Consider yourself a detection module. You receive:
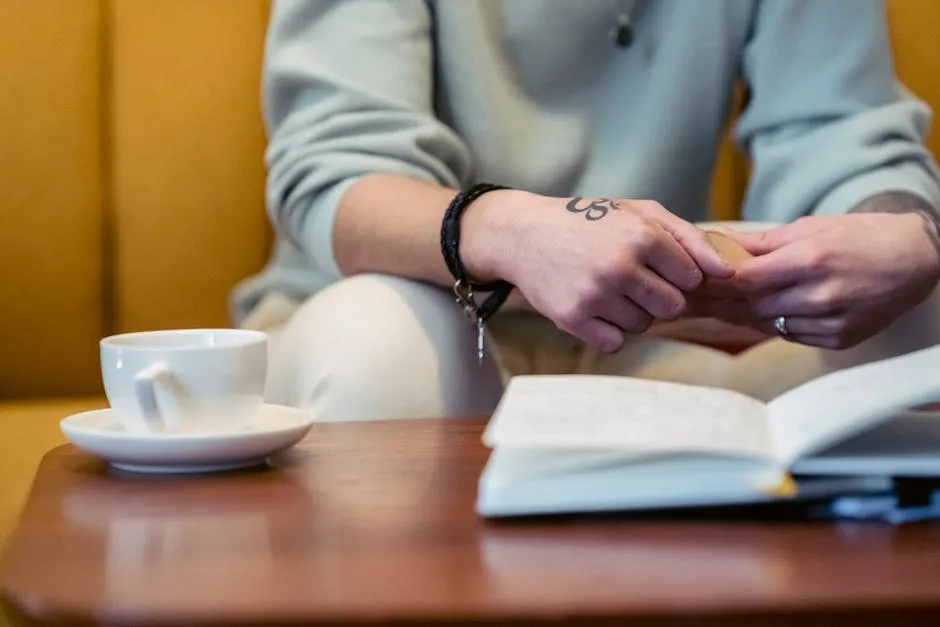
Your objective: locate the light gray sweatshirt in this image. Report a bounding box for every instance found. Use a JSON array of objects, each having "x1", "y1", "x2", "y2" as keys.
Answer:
[{"x1": 232, "y1": 0, "x2": 940, "y2": 324}]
